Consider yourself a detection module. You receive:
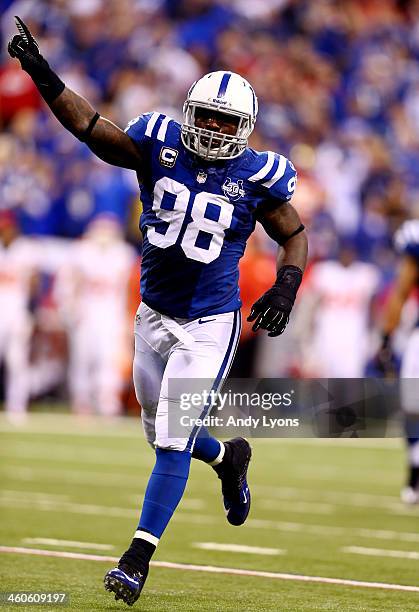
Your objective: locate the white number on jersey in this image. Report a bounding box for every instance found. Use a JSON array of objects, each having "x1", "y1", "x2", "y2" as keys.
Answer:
[
  {"x1": 147, "y1": 178, "x2": 190, "y2": 249},
  {"x1": 146, "y1": 177, "x2": 234, "y2": 264},
  {"x1": 287, "y1": 176, "x2": 297, "y2": 194}
]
